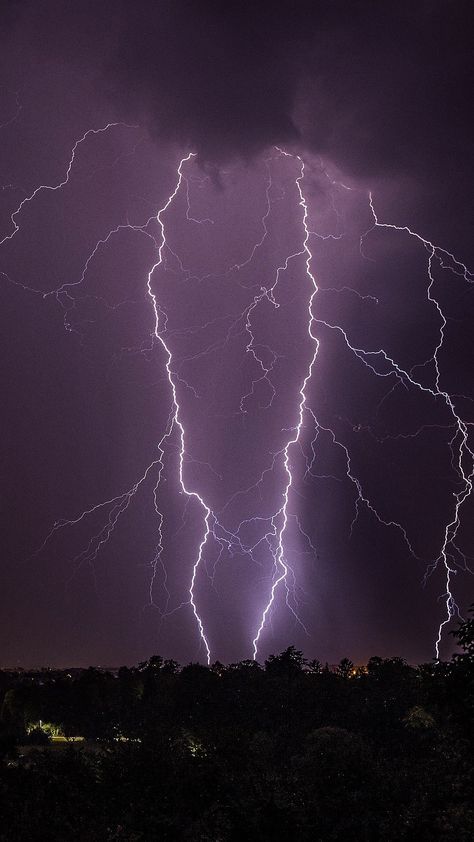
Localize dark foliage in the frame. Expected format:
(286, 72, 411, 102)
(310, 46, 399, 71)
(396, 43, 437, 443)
(1, 614, 474, 840)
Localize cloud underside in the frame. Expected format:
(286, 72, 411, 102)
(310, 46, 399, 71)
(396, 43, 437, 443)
(6, 0, 473, 179)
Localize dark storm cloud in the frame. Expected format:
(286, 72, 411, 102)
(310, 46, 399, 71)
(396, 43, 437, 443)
(6, 0, 473, 176)
(100, 0, 474, 181)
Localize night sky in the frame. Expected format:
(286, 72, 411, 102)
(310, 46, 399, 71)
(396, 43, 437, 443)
(1, 0, 473, 668)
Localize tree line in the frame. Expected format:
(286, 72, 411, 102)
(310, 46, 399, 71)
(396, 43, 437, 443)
(0, 610, 473, 840)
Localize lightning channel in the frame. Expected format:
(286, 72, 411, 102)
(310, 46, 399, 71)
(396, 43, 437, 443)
(146, 151, 212, 664)
(6, 123, 473, 665)
(251, 149, 319, 659)
(364, 196, 474, 658)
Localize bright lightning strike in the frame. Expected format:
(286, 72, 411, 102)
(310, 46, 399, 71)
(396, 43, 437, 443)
(301, 167, 474, 660)
(3, 118, 473, 665)
(251, 149, 319, 658)
(147, 152, 212, 664)
(365, 197, 474, 658)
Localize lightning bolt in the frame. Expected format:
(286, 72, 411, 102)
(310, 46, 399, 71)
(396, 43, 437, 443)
(2, 127, 212, 662)
(251, 149, 318, 658)
(364, 196, 474, 658)
(4, 117, 473, 665)
(146, 152, 212, 664)
(0, 123, 138, 248)
(298, 161, 474, 659)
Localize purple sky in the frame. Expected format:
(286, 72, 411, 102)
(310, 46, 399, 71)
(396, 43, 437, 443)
(1, 1, 473, 667)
